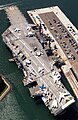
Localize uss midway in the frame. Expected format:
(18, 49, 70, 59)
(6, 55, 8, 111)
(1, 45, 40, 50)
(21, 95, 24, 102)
(2, 6, 75, 116)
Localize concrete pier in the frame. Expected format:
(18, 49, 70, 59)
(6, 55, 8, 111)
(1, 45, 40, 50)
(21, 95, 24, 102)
(0, 75, 11, 100)
(28, 6, 78, 99)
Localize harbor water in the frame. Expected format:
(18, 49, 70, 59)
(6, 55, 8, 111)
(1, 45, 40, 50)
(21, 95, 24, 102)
(0, 0, 78, 120)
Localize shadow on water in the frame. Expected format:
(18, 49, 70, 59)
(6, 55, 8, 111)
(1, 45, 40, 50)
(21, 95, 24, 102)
(55, 104, 78, 120)
(55, 71, 78, 120)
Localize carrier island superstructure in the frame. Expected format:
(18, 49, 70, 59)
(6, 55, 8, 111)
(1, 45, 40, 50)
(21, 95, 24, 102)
(2, 6, 75, 116)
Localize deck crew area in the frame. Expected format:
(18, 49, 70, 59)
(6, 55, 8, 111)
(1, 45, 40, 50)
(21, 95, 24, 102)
(2, 6, 75, 116)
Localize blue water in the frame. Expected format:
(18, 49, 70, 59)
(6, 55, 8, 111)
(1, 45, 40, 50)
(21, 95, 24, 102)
(0, 0, 78, 120)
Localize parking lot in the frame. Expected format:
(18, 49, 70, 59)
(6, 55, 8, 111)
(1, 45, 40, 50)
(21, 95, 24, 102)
(39, 12, 78, 64)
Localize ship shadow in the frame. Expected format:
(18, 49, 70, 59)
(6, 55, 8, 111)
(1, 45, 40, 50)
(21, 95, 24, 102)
(55, 104, 78, 120)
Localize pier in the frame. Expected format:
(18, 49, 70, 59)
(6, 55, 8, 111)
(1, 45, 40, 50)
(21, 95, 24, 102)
(0, 75, 11, 100)
(28, 6, 78, 99)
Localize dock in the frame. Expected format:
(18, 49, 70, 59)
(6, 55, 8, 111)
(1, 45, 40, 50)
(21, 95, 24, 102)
(0, 75, 11, 100)
(2, 6, 75, 116)
(28, 6, 78, 99)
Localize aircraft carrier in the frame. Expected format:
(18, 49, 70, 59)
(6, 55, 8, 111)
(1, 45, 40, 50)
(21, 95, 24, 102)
(2, 6, 75, 116)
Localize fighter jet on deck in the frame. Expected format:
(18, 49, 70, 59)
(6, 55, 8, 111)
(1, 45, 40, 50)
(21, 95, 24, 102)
(59, 92, 70, 103)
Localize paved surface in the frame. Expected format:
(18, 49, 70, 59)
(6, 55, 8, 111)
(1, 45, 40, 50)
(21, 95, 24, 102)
(39, 12, 78, 62)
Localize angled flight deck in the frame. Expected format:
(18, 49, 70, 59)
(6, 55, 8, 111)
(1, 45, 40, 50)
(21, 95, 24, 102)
(2, 6, 75, 116)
